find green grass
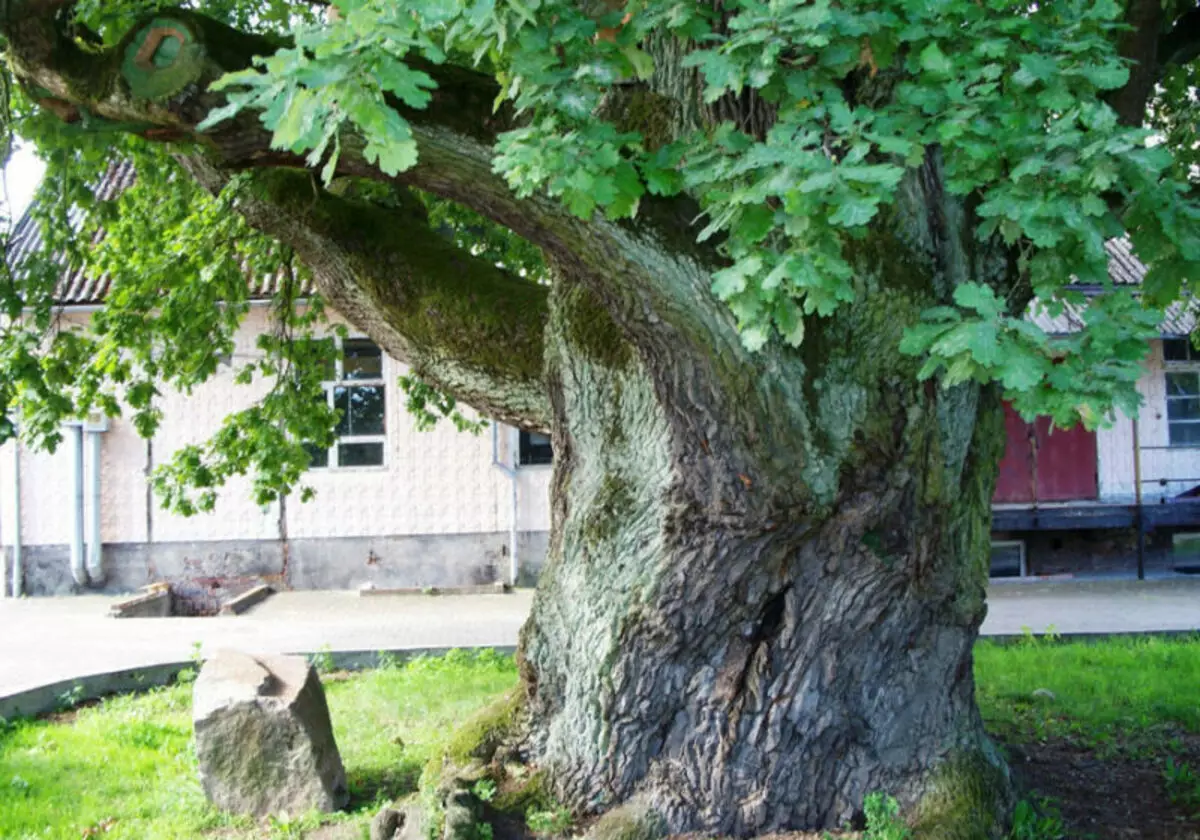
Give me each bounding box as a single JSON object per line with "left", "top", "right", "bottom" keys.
{"left": 3, "top": 636, "right": 1199, "bottom": 839}
{"left": 974, "top": 633, "right": 1200, "bottom": 756}
{"left": 0, "top": 649, "right": 518, "bottom": 840}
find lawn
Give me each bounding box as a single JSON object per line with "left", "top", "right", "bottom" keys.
{"left": 0, "top": 649, "right": 518, "bottom": 840}
{"left": 1, "top": 637, "right": 1198, "bottom": 839}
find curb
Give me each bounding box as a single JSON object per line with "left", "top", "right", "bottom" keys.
{"left": 0, "top": 644, "right": 518, "bottom": 722}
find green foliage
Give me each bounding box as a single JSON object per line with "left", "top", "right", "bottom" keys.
{"left": 471, "top": 778, "right": 498, "bottom": 803}
{"left": 190, "top": 0, "right": 1200, "bottom": 429}
{"left": 1163, "top": 757, "right": 1200, "bottom": 815}
{"left": 309, "top": 643, "right": 337, "bottom": 675}
{"left": 1008, "top": 798, "right": 1065, "bottom": 840}
{"left": 863, "top": 792, "right": 910, "bottom": 840}
{"left": 526, "top": 804, "right": 573, "bottom": 836}
{"left": 400, "top": 374, "right": 486, "bottom": 434}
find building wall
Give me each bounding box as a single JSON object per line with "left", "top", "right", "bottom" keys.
{"left": 1097, "top": 339, "right": 1200, "bottom": 503}
{"left": 0, "top": 308, "right": 554, "bottom": 595}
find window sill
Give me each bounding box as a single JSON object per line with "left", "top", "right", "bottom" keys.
{"left": 308, "top": 465, "right": 391, "bottom": 474}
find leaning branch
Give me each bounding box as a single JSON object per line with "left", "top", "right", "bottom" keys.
{"left": 180, "top": 156, "right": 552, "bottom": 430}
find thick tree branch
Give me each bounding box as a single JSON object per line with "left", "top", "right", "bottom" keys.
{"left": 0, "top": 5, "right": 788, "bottom": 464}
{"left": 178, "top": 155, "right": 551, "bottom": 430}
{"left": 1109, "top": 0, "right": 1168, "bottom": 127}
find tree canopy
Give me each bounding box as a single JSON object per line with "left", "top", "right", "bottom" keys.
{"left": 1, "top": 0, "right": 1198, "bottom": 510}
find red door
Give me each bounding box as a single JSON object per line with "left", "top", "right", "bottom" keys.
{"left": 993, "top": 402, "right": 1098, "bottom": 503}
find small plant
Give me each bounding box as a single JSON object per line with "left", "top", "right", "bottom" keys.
{"left": 1009, "top": 797, "right": 1065, "bottom": 840}
{"left": 862, "top": 793, "right": 910, "bottom": 840}
{"left": 177, "top": 641, "right": 205, "bottom": 684}
{"left": 377, "top": 650, "right": 402, "bottom": 670}
{"left": 9, "top": 775, "right": 30, "bottom": 797}
{"left": 474, "top": 821, "right": 495, "bottom": 840}
{"left": 526, "top": 805, "right": 573, "bottom": 836}
{"left": 56, "top": 683, "right": 85, "bottom": 711}
{"left": 1163, "top": 757, "right": 1200, "bottom": 814}
{"left": 310, "top": 644, "right": 336, "bottom": 675}
{"left": 472, "top": 779, "right": 498, "bottom": 803}
{"left": 265, "top": 810, "right": 325, "bottom": 839}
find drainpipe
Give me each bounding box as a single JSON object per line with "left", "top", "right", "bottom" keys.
{"left": 10, "top": 437, "right": 21, "bottom": 598}
{"left": 69, "top": 423, "right": 87, "bottom": 588}
{"left": 1133, "top": 416, "right": 1145, "bottom": 581}
{"left": 85, "top": 423, "right": 105, "bottom": 586}
{"left": 491, "top": 422, "right": 520, "bottom": 587}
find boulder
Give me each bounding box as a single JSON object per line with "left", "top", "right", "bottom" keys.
{"left": 193, "top": 649, "right": 349, "bottom": 816}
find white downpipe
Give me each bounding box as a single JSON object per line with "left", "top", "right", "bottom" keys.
{"left": 85, "top": 428, "right": 104, "bottom": 586}
{"left": 69, "top": 424, "right": 87, "bottom": 588}
{"left": 491, "top": 422, "right": 520, "bottom": 587}
{"left": 10, "top": 438, "right": 22, "bottom": 598}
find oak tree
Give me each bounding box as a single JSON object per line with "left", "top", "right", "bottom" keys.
{"left": 2, "top": 0, "right": 1198, "bottom": 835}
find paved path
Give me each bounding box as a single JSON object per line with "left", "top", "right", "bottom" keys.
{"left": 2, "top": 579, "right": 1199, "bottom": 697}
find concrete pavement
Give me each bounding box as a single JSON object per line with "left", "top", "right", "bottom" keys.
{"left": 2, "top": 578, "right": 1199, "bottom": 699}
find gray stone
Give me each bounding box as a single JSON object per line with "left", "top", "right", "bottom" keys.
{"left": 1031, "top": 688, "right": 1056, "bottom": 702}
{"left": 371, "top": 802, "right": 426, "bottom": 840}
{"left": 371, "top": 807, "right": 402, "bottom": 840}
{"left": 443, "top": 790, "right": 480, "bottom": 840}
{"left": 193, "top": 650, "right": 349, "bottom": 817}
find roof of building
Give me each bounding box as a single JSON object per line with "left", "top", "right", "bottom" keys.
{"left": 7, "top": 160, "right": 311, "bottom": 306}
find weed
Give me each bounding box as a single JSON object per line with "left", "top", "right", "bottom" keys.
{"left": 377, "top": 650, "right": 402, "bottom": 670}
{"left": 266, "top": 810, "right": 312, "bottom": 839}
{"left": 1009, "top": 797, "right": 1065, "bottom": 840}
{"left": 472, "top": 779, "right": 498, "bottom": 803}
{"left": 310, "top": 644, "right": 336, "bottom": 675}
{"left": 56, "top": 683, "right": 85, "bottom": 711}
{"left": 526, "top": 805, "right": 572, "bottom": 836}
{"left": 863, "top": 793, "right": 910, "bottom": 840}
{"left": 176, "top": 642, "right": 205, "bottom": 685}
{"left": 1163, "top": 757, "right": 1200, "bottom": 814}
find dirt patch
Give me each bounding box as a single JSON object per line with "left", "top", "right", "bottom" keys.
{"left": 1009, "top": 736, "right": 1200, "bottom": 839}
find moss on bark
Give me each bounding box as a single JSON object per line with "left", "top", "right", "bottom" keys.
{"left": 244, "top": 168, "right": 548, "bottom": 384}
{"left": 555, "top": 282, "right": 634, "bottom": 372}
{"left": 910, "top": 750, "right": 1012, "bottom": 840}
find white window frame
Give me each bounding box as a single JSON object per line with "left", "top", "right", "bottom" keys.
{"left": 309, "top": 337, "right": 388, "bottom": 470}
{"left": 1164, "top": 339, "right": 1200, "bottom": 449}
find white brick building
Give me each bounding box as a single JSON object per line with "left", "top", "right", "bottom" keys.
{"left": 1, "top": 305, "right": 555, "bottom": 599}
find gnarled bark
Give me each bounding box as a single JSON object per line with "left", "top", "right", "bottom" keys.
{"left": 515, "top": 160, "right": 1014, "bottom": 837}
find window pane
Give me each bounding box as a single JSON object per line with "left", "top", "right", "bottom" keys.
{"left": 1168, "top": 398, "right": 1200, "bottom": 421}
{"left": 335, "top": 385, "right": 385, "bottom": 436}
{"left": 1169, "top": 421, "right": 1200, "bottom": 447}
{"left": 1167, "top": 372, "right": 1200, "bottom": 398}
{"left": 304, "top": 444, "right": 329, "bottom": 469}
{"left": 519, "top": 431, "right": 554, "bottom": 466}
{"left": 1163, "top": 338, "right": 1192, "bottom": 362}
{"left": 339, "top": 442, "right": 384, "bottom": 467}
{"left": 343, "top": 339, "right": 383, "bottom": 380}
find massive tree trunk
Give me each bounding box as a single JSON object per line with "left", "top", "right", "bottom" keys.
{"left": 517, "top": 168, "right": 1012, "bottom": 836}
{"left": 0, "top": 7, "right": 1025, "bottom": 836}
